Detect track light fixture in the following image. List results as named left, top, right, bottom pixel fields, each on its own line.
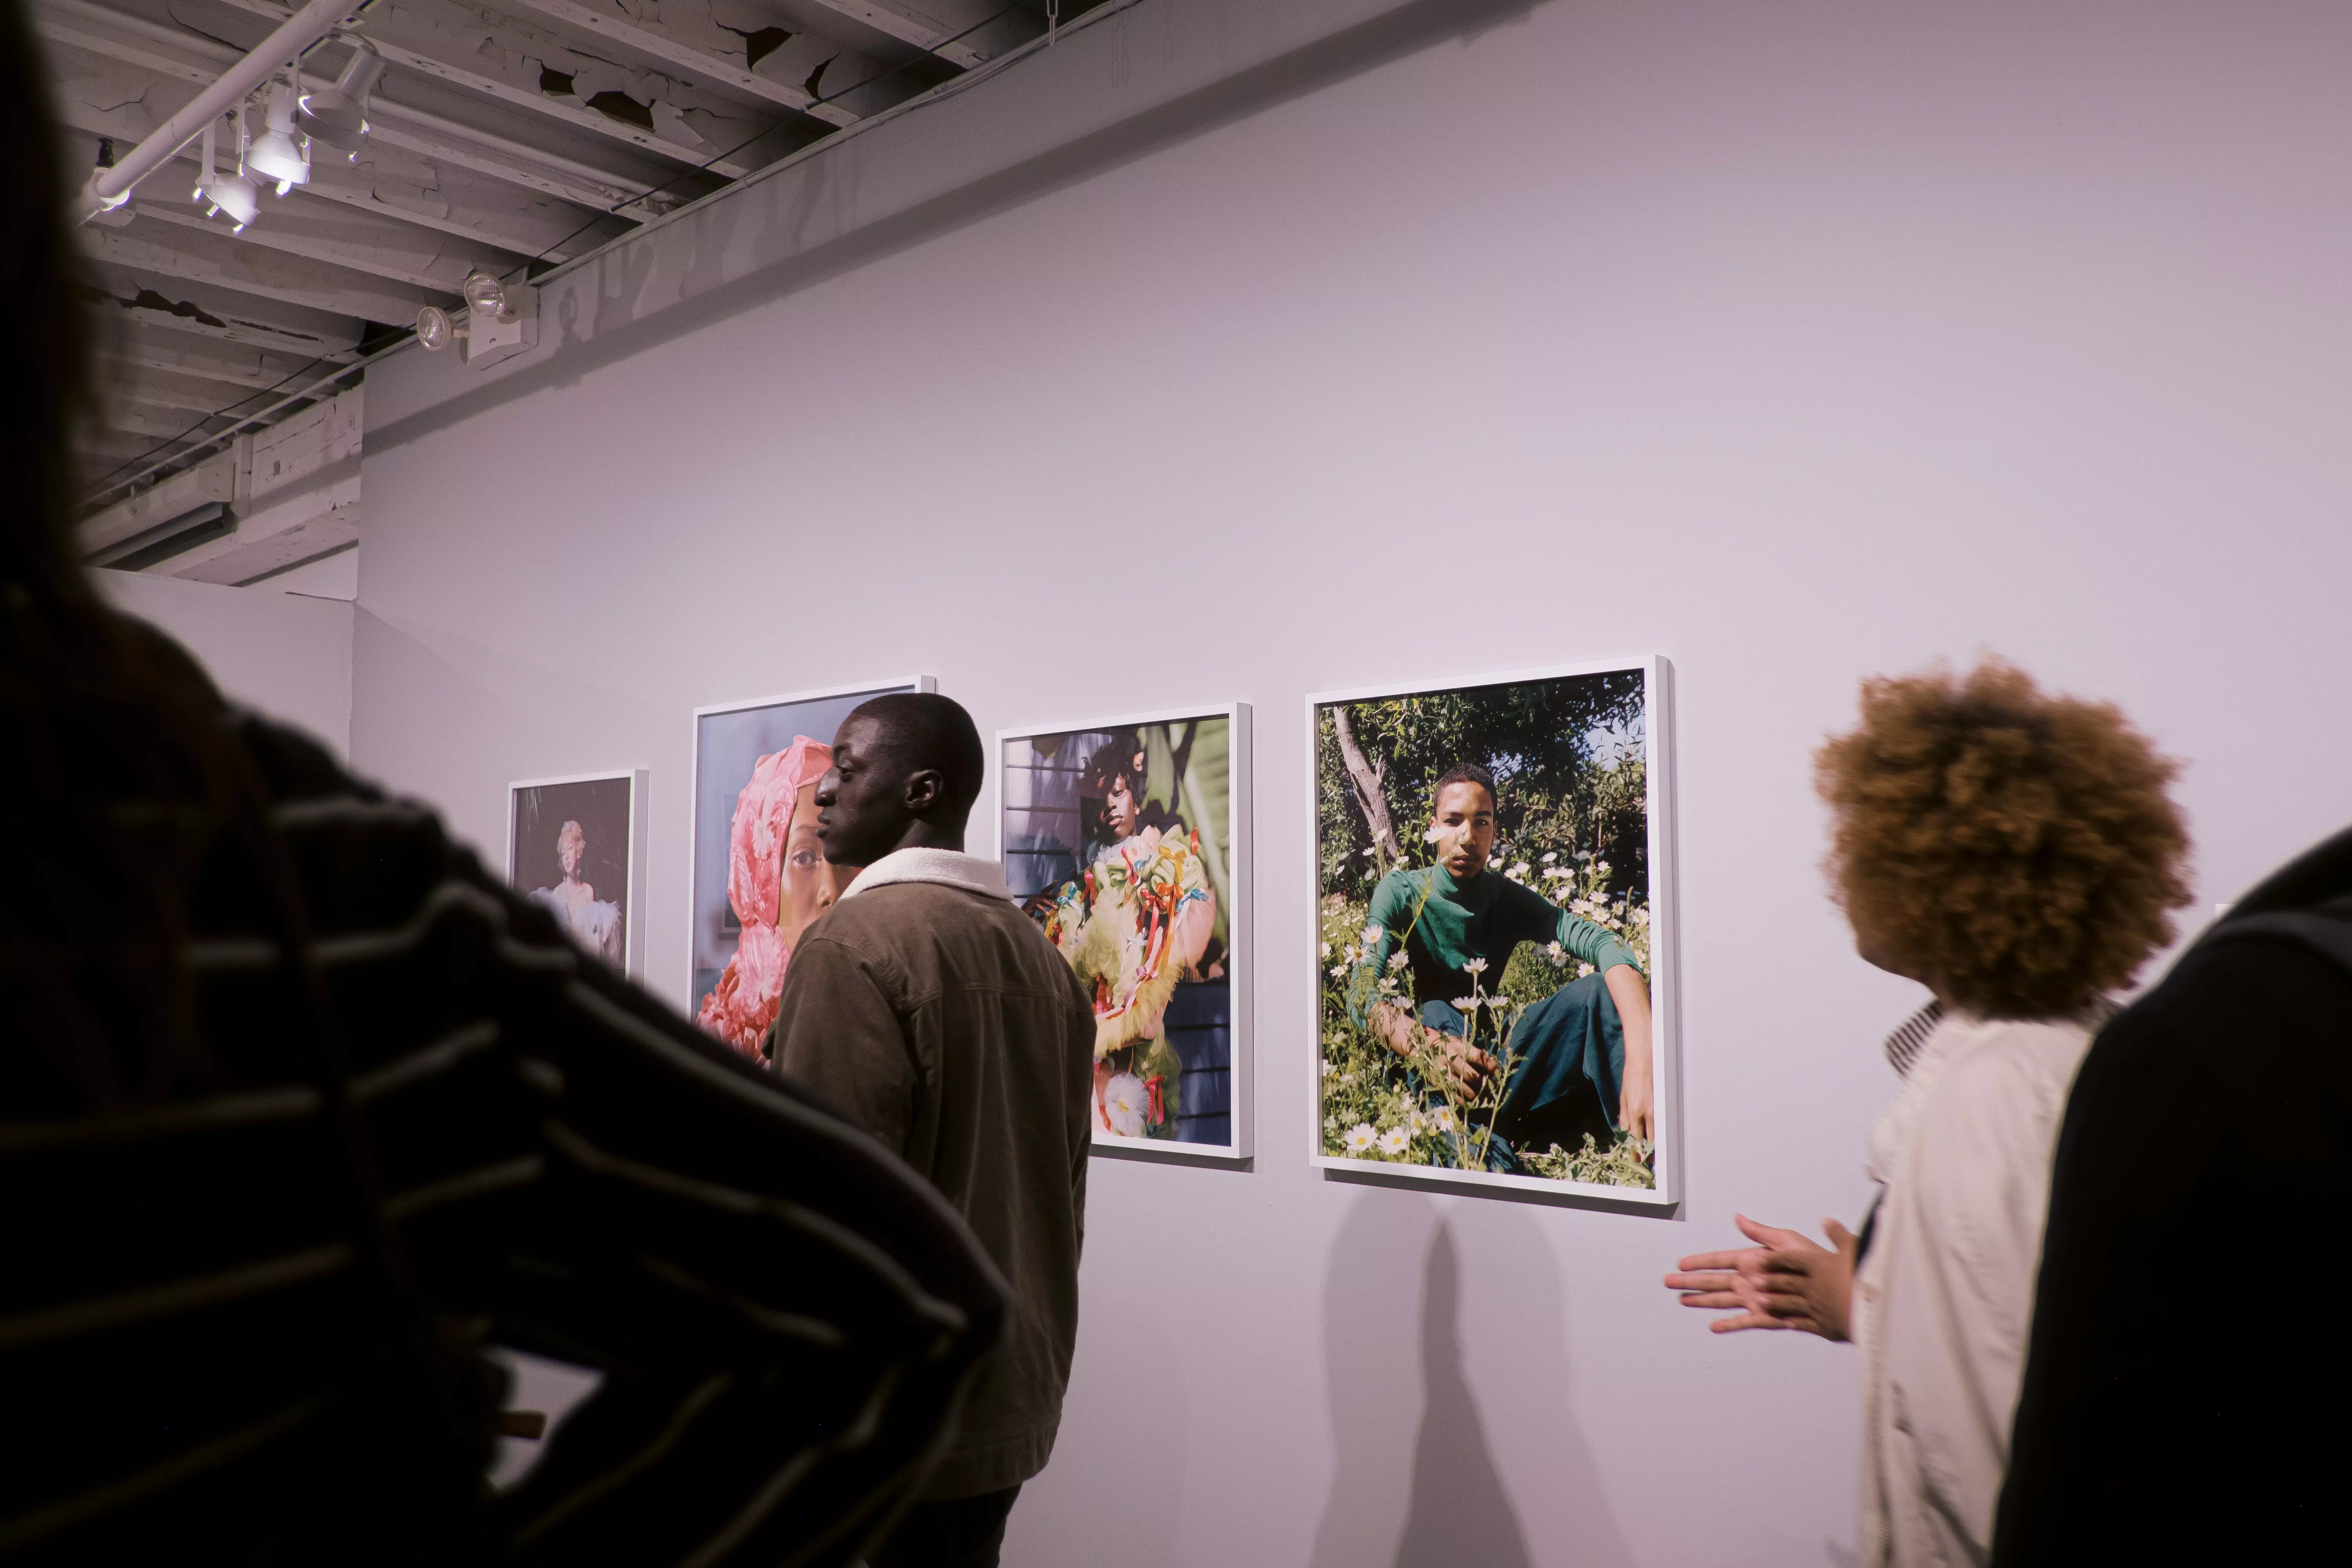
left=245, top=75, right=311, bottom=194
left=297, top=39, right=384, bottom=156
left=192, top=113, right=258, bottom=232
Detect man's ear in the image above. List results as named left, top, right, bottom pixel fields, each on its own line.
left=902, top=767, right=946, bottom=816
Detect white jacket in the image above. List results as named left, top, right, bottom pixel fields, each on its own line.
left=1851, top=1009, right=2098, bottom=1567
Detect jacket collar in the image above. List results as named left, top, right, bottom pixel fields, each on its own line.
left=1882, top=1000, right=1945, bottom=1079
left=839, top=847, right=1014, bottom=902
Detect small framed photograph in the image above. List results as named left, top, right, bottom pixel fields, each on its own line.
left=690, top=677, right=934, bottom=1060
left=1307, top=659, right=1678, bottom=1207
left=998, top=704, right=1252, bottom=1163
left=508, top=770, right=649, bottom=978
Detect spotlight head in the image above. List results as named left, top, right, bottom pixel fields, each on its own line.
left=208, top=172, right=260, bottom=229
left=416, top=304, right=456, bottom=351
left=298, top=41, right=385, bottom=151
left=246, top=128, right=310, bottom=188
left=461, top=271, right=517, bottom=321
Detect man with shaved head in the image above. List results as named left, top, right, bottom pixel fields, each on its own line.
left=764, top=692, right=1094, bottom=1568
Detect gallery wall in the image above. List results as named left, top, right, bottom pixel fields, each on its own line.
left=353, top=1, right=2352, bottom=1561
left=97, top=568, right=354, bottom=757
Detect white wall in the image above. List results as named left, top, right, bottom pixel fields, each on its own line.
left=353, top=2, right=2352, bottom=1562
left=97, top=568, right=354, bottom=757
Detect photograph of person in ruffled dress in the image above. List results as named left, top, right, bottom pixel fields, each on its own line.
left=691, top=682, right=918, bottom=1059
left=1002, top=712, right=1241, bottom=1151
left=1313, top=666, right=1668, bottom=1192
left=510, top=775, right=633, bottom=971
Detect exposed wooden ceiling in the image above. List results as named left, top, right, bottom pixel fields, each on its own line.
left=44, top=0, right=1094, bottom=579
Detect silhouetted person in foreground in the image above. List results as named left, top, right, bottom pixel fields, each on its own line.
left=767, top=694, right=1096, bottom=1568
left=0, top=8, right=1001, bottom=1559
left=1994, top=826, right=2352, bottom=1563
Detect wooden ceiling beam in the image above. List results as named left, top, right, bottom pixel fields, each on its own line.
left=801, top=0, right=1040, bottom=70
left=85, top=260, right=363, bottom=360
left=97, top=337, right=315, bottom=394
left=98, top=363, right=256, bottom=418
left=495, top=0, right=862, bottom=123
left=75, top=424, right=204, bottom=464
left=94, top=396, right=238, bottom=441
left=86, top=219, right=437, bottom=326
left=123, top=197, right=490, bottom=294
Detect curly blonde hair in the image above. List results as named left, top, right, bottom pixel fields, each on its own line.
left=1815, top=659, right=2190, bottom=1018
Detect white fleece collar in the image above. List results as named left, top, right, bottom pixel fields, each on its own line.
left=839, top=847, right=1014, bottom=902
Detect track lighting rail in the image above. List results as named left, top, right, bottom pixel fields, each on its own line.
left=70, top=0, right=355, bottom=225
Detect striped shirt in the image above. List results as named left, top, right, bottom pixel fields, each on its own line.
left=2, top=691, right=1004, bottom=1564
left=1883, top=1001, right=1945, bottom=1079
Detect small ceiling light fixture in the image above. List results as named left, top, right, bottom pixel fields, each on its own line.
left=426, top=272, right=537, bottom=367
left=461, top=270, right=520, bottom=321
left=298, top=39, right=385, bottom=158
left=245, top=73, right=311, bottom=194
left=415, top=303, right=460, bottom=351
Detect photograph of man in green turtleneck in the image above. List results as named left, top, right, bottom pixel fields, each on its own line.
left=1314, top=662, right=1666, bottom=1189
left=1354, top=763, right=1655, bottom=1172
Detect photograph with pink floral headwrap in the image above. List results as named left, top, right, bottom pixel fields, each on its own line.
left=690, top=680, right=927, bottom=1058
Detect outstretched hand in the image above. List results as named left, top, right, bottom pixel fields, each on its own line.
left=1662, top=1214, right=1859, bottom=1341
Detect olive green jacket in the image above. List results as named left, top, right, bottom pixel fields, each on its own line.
left=767, top=851, right=1094, bottom=1499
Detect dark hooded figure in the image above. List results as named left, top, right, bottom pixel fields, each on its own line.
left=1994, top=826, right=2352, bottom=1564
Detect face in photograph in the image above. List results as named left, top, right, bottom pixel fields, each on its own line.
left=778, top=771, right=845, bottom=948
left=1095, top=740, right=1146, bottom=843
left=692, top=685, right=916, bottom=1057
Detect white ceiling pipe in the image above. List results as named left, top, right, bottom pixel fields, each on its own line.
left=72, top=0, right=356, bottom=225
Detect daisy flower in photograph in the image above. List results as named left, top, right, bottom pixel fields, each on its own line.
left=1103, top=1073, right=1148, bottom=1139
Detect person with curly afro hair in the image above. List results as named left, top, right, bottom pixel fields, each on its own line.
left=1663, top=658, right=2190, bottom=1568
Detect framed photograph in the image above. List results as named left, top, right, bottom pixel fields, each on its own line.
left=998, top=704, right=1252, bottom=1163
left=690, top=677, right=934, bottom=1060
left=1307, top=659, right=1678, bottom=1206
left=508, top=769, right=649, bottom=979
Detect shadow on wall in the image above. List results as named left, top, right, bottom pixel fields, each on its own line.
left=999, top=1183, right=1191, bottom=1568
left=1393, top=1219, right=1532, bottom=1568
left=1310, top=1192, right=1637, bottom=1568
left=1308, top=1194, right=1637, bottom=1561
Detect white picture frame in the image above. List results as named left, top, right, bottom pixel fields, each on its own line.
left=995, top=701, right=1253, bottom=1165
left=507, top=768, right=650, bottom=980
left=1303, top=658, right=1679, bottom=1209
left=687, top=677, right=936, bottom=1029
